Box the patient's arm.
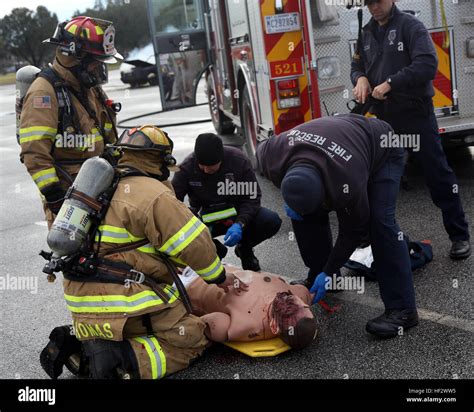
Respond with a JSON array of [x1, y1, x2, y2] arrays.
[[201, 312, 231, 342]]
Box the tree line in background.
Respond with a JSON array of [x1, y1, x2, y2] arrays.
[[0, 0, 149, 73]]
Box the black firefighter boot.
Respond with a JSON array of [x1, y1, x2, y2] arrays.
[[290, 278, 313, 289], [235, 244, 261, 271], [40, 325, 84, 379], [290, 270, 318, 289], [366, 309, 419, 338], [82, 339, 140, 379], [290, 272, 344, 292], [450, 240, 471, 260]]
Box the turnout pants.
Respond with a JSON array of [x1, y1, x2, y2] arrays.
[[83, 303, 209, 379], [43, 202, 56, 229], [124, 303, 208, 379]]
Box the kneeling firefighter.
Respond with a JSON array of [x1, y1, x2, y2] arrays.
[[40, 125, 234, 379], [17, 16, 122, 228]]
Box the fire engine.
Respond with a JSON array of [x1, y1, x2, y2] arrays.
[[146, 0, 474, 166]]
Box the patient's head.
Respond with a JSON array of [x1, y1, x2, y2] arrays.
[[269, 291, 318, 349]]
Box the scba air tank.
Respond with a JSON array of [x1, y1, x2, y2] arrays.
[[47, 157, 115, 257], [15, 65, 41, 144]]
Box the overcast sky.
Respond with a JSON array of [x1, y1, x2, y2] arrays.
[[0, 0, 96, 20]]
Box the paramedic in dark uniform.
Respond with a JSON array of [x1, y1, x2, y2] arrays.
[[172, 133, 282, 271], [351, 0, 470, 259], [257, 114, 418, 338]]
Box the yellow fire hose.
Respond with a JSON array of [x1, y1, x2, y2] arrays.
[[440, 0, 450, 49]]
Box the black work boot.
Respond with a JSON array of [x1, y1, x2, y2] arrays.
[[450, 240, 471, 260], [290, 270, 318, 289], [235, 245, 261, 271], [366, 309, 419, 338], [82, 339, 139, 379], [290, 274, 344, 292], [40, 325, 82, 379], [290, 278, 313, 289]]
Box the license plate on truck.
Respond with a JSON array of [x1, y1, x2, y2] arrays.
[[264, 12, 301, 34]]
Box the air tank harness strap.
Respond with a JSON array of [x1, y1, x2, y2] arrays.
[[63, 254, 171, 304], [159, 253, 194, 315], [53, 162, 76, 185], [69, 88, 106, 140], [37, 67, 82, 140], [65, 187, 103, 212]]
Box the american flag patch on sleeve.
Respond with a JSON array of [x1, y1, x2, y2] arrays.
[[33, 96, 52, 109]]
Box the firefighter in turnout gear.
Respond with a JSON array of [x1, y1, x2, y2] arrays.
[[19, 16, 122, 228], [40, 126, 235, 379]]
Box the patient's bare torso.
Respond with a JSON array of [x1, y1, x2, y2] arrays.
[[186, 266, 311, 341]]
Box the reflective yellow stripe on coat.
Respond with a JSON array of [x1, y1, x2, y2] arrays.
[[196, 256, 224, 282], [31, 167, 59, 189], [157, 216, 206, 256], [19, 126, 57, 144], [75, 128, 103, 152], [64, 290, 166, 314], [95, 225, 161, 255], [90, 128, 104, 144], [95, 219, 223, 282]]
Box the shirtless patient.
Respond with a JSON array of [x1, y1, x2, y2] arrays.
[[179, 264, 318, 350]]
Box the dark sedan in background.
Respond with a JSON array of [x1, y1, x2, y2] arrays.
[[120, 59, 174, 98]]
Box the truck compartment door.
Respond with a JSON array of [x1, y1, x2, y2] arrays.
[[146, 0, 210, 111], [430, 29, 458, 117]]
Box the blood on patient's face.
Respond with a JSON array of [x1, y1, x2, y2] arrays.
[[270, 291, 314, 332], [268, 291, 317, 349]]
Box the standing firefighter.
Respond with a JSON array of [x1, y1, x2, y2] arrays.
[[350, 0, 470, 259], [40, 126, 236, 379], [19, 16, 122, 227]]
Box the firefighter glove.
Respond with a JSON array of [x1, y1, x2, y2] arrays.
[[42, 184, 66, 215]]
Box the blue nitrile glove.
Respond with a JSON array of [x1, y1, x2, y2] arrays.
[[310, 272, 330, 304], [284, 204, 303, 221], [223, 223, 243, 246]]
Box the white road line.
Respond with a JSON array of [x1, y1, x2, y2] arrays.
[[34, 221, 48, 227], [334, 292, 474, 334]]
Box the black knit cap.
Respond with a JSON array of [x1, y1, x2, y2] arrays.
[[194, 133, 224, 166], [281, 165, 325, 216]]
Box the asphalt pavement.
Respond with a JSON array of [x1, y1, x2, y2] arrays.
[[0, 70, 472, 379]]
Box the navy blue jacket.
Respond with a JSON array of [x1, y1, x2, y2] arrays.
[[257, 114, 393, 276], [351, 5, 438, 98], [172, 146, 261, 227]]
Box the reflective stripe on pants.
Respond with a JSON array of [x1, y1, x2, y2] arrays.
[[133, 336, 166, 379]]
